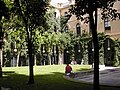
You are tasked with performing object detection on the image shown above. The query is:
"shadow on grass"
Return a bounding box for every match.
[76,68,91,72]
[0,69,120,90]
[0,70,92,90]
[3,71,15,74]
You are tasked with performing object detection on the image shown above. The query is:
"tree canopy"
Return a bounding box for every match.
[12,0,50,84]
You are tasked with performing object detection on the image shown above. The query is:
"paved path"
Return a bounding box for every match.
[63,67,120,87]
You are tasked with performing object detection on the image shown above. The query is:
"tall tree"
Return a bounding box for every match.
[0,0,9,77]
[13,0,49,84]
[69,0,120,90]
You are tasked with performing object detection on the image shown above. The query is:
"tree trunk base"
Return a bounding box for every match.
[28,80,34,84]
[0,68,2,77]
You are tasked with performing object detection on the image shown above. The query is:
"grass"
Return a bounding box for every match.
[0,65,119,90]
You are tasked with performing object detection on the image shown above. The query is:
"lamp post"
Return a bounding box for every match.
[107,47,111,65]
[42,44,46,65]
[92,41,94,65]
[107,39,111,66]
[66,47,70,64]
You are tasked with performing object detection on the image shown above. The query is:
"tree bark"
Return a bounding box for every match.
[15,0,34,84]
[0,19,2,77]
[48,54,51,65]
[28,37,34,84]
[34,54,37,66]
[0,49,2,77]
[16,51,20,67]
[88,0,99,90]
[26,25,34,84]
[58,51,64,65]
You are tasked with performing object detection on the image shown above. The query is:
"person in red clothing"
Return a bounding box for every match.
[65,64,72,76]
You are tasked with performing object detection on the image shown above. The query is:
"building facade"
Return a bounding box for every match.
[51,0,120,37]
[51,0,120,66]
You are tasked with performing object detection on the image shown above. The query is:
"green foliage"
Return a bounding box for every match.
[2,13,27,64]
[13,0,49,28]
[113,39,120,66]
[57,32,71,52]
[98,33,109,65]
[99,47,104,65]
[45,6,60,32]
[80,31,90,64]
[12,0,50,54]
[69,0,120,21]
[98,33,109,47]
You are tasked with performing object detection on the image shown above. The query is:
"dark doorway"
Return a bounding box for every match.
[104,38,115,66]
[74,44,82,64]
[64,49,70,64]
[88,40,94,65]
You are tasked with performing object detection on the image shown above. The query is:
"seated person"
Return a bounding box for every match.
[65,64,72,76]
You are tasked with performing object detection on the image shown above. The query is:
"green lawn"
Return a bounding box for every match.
[0,65,119,90]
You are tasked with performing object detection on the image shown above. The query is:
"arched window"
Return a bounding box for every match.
[76,23,81,35]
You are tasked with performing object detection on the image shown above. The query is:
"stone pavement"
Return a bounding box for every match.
[63,66,120,87]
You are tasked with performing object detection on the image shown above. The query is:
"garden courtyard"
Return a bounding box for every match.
[0,65,120,90]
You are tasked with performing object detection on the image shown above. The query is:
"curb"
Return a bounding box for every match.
[63,70,120,87]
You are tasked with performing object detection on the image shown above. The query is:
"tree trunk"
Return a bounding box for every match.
[89,3,100,90]
[0,19,3,77]
[15,0,34,84]
[34,54,37,66]
[48,53,51,65]
[0,49,2,77]
[26,26,34,84]
[28,38,34,84]
[58,51,64,65]
[16,51,20,67]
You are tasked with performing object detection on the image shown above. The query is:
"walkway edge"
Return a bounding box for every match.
[63,74,120,87]
[63,75,93,85]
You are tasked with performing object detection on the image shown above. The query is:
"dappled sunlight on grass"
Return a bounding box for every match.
[1,65,119,90]
[2,66,29,75]
[0,65,92,90]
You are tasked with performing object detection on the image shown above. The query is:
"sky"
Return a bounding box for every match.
[51,0,68,3]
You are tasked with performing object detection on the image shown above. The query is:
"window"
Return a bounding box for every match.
[104,18,111,30]
[76,23,81,35]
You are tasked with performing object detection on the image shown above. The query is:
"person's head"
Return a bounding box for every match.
[67,64,69,66]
